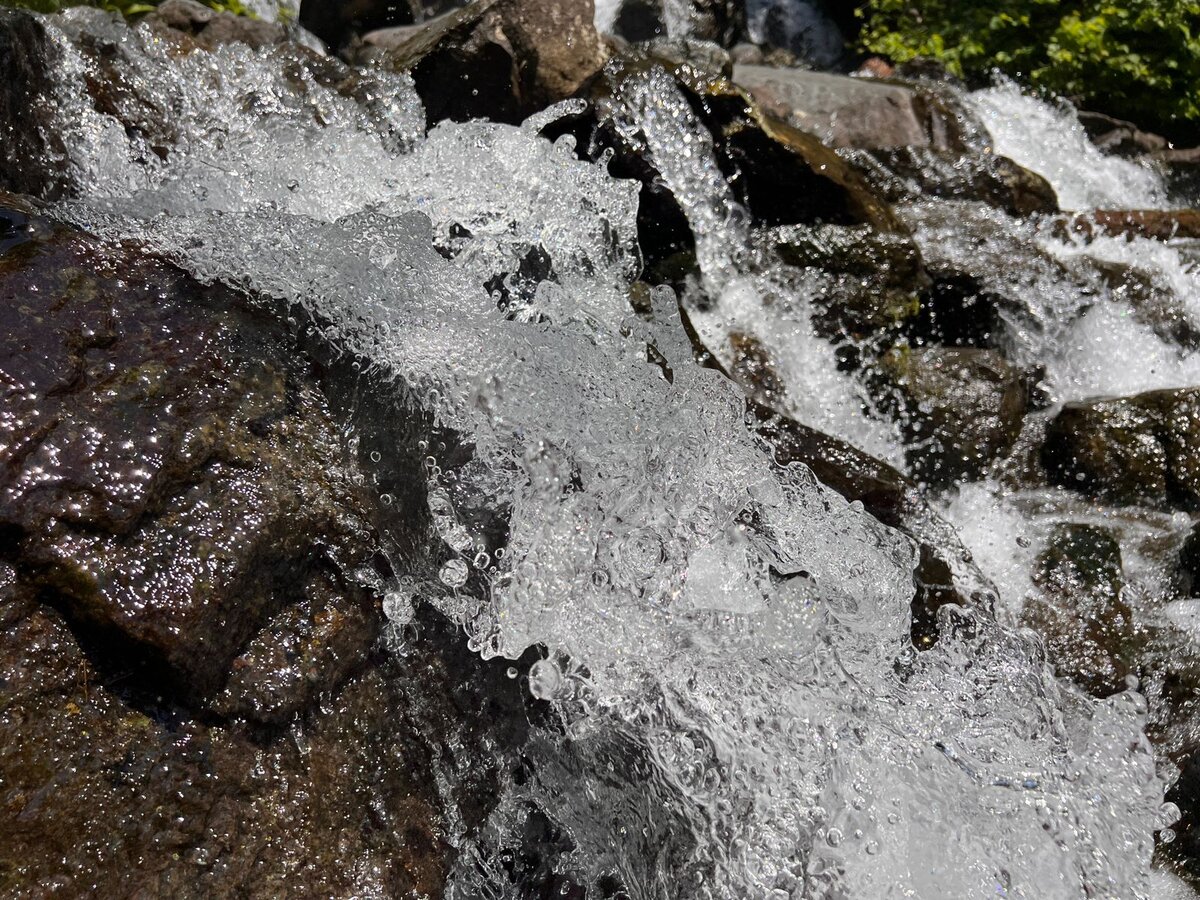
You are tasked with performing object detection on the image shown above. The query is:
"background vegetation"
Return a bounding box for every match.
[860,0,1200,141]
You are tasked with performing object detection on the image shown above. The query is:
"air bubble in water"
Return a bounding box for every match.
[528,660,563,701]
[439,558,469,588]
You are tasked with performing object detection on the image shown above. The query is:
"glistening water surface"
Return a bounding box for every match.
[29,8,1194,897]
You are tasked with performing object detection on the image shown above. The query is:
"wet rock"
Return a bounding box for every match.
[553,48,901,280]
[0,214,398,709]
[0,11,71,200]
[368,0,608,123]
[1043,388,1200,509]
[729,40,764,65]
[299,0,461,52]
[676,305,997,645]
[1077,110,1168,157]
[1179,524,1200,594]
[733,65,969,152]
[861,147,1059,217]
[641,36,732,77]
[878,346,1028,483]
[758,223,925,338]
[614,49,900,226]
[1022,523,1133,697]
[0,556,536,897]
[145,0,290,49]
[0,199,542,895]
[1065,209,1200,242]
[747,403,997,646]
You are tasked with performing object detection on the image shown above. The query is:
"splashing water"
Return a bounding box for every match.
[967,78,1167,211]
[25,11,1181,898]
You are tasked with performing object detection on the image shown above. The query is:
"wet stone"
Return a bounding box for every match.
[367,0,608,124]
[758,223,926,338]
[877,346,1029,484]
[1043,388,1200,510]
[1022,523,1133,697]
[0,201,539,895]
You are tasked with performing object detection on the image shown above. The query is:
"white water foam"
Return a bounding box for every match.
[25,12,1177,898]
[968,78,1167,211]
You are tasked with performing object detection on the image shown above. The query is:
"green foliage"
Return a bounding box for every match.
[860,0,1200,139]
[0,0,256,18]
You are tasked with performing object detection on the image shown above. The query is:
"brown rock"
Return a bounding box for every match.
[732,65,969,152]
[145,0,290,49]
[879,346,1029,484]
[0,215,396,707]
[0,198,545,896]
[1022,523,1133,697]
[1066,209,1200,242]
[1043,388,1200,509]
[369,0,608,123]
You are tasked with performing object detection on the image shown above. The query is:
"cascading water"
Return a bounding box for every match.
[21,7,1190,897]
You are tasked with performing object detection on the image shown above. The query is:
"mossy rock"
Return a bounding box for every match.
[757,222,926,338]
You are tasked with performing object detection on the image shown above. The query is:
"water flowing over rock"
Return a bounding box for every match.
[0,196,538,897]
[0,3,1196,898]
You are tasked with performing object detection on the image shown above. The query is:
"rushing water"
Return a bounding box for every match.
[24,7,1195,897]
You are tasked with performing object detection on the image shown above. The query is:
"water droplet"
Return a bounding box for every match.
[439,558,469,588]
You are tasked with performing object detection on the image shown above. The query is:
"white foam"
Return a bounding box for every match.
[968,79,1167,211]
[26,15,1176,898]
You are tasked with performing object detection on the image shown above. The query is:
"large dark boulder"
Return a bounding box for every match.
[1043,388,1200,510]
[357,0,608,122]
[0,196,536,895]
[0,206,402,708]
[878,346,1029,484]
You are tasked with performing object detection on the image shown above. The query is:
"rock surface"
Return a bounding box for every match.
[733,65,967,152]
[0,197,532,896]
[367,0,608,122]
[1066,208,1200,242]
[0,11,71,200]
[145,0,291,49]
[759,223,925,338]
[879,346,1028,483]
[1022,523,1133,697]
[1043,388,1200,509]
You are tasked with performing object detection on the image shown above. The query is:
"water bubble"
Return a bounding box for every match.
[439,558,469,588]
[528,660,563,701]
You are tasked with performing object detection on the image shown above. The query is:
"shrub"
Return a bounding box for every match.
[860,0,1200,141]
